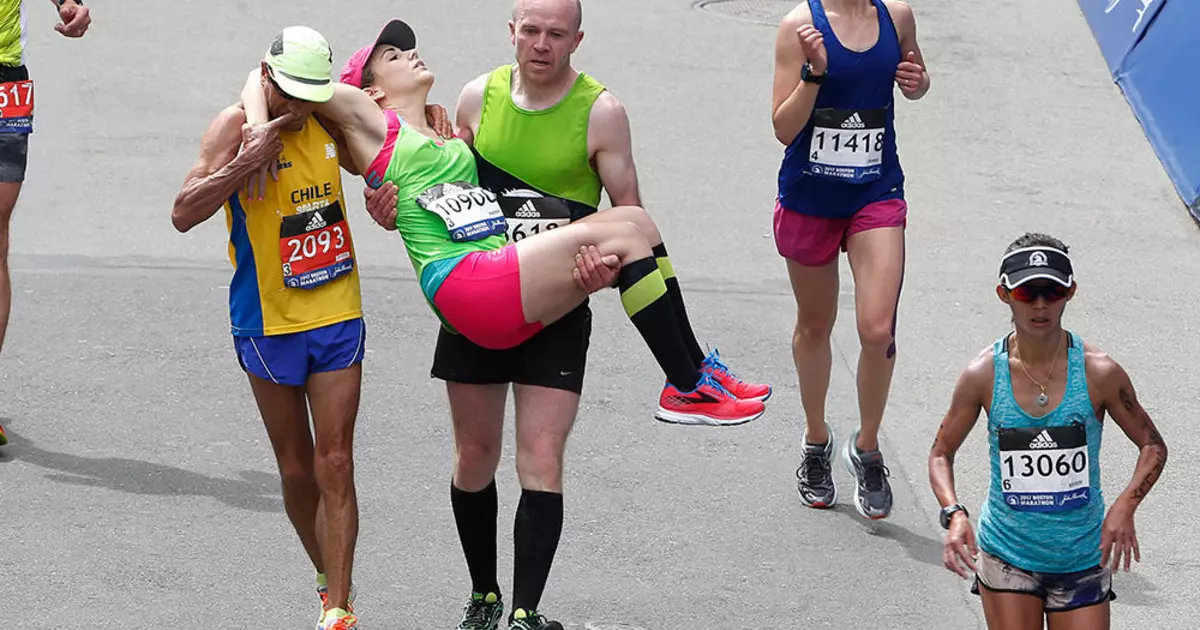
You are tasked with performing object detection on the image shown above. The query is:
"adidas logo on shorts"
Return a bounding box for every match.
[842,113,866,129]
[1028,430,1058,449]
[306,212,328,232]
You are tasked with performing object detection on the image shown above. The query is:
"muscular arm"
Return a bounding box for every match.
[1095,354,1168,507]
[772,11,820,146]
[171,106,259,233]
[588,92,641,207]
[929,350,992,514]
[454,73,489,146]
[886,0,931,100]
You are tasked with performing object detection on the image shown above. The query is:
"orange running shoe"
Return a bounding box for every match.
[655,372,765,426]
[701,348,772,402]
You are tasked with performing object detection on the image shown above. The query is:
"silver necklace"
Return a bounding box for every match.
[1013,332,1064,407]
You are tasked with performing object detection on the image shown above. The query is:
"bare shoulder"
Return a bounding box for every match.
[588,91,629,129]
[961,344,997,390]
[459,72,490,102]
[202,104,247,148]
[780,3,814,30]
[883,0,916,21]
[1082,340,1127,390]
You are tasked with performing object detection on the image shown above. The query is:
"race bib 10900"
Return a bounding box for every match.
[807,107,885,184]
[415,181,508,243]
[999,423,1090,513]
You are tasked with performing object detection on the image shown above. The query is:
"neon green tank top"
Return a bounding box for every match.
[474,65,606,207]
[0,0,26,67]
[373,110,506,305]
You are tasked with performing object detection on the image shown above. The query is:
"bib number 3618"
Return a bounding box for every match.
[998,423,1090,513]
[0,80,34,133]
[279,201,355,290]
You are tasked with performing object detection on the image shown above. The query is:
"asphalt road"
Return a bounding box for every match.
[1,1,1195,628]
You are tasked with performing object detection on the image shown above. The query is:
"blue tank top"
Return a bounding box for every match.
[977,331,1105,574]
[777,0,905,219]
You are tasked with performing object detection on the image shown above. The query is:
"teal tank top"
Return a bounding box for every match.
[977,331,1105,574]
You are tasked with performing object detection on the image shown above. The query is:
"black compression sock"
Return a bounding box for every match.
[451,479,501,596]
[512,489,564,613]
[617,257,702,391]
[652,243,706,366]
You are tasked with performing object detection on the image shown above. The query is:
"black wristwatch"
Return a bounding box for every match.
[801,62,826,84]
[57,0,82,6]
[939,504,968,529]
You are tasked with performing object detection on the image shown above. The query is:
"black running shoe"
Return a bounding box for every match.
[796,423,838,508]
[458,592,504,630]
[842,429,894,520]
[508,608,563,630]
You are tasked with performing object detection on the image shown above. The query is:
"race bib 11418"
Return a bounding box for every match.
[806,107,885,184]
[998,423,1090,513]
[416,181,508,243]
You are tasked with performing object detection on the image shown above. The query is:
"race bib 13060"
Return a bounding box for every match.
[998,423,1090,513]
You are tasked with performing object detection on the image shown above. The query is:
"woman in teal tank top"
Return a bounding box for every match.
[240,20,771,429]
[926,232,1168,629]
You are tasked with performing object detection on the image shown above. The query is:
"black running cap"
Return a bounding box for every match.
[998,246,1074,289]
[373,19,416,52]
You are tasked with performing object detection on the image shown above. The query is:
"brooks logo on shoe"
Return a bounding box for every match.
[841,113,866,129]
[1028,430,1058,449]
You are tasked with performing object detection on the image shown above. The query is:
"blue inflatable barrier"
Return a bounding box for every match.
[1077,0,1200,217]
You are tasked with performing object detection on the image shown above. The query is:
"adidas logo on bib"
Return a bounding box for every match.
[514,201,541,219]
[1028,430,1058,449]
[306,212,328,232]
[841,113,866,129]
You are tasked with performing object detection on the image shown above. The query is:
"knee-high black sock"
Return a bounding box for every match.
[451,479,500,596]
[617,257,702,391]
[512,489,563,613]
[652,243,705,366]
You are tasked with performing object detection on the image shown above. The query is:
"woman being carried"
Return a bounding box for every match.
[241,20,769,427]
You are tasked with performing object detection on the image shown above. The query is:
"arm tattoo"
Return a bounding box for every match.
[1119,386,1168,502]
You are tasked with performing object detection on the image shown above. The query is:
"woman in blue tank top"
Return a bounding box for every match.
[771,0,930,521]
[928,232,1169,629]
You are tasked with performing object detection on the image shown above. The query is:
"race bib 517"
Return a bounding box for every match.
[0,80,34,133]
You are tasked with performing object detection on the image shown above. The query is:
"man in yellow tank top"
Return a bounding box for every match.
[171,27,365,630]
[0,0,92,447]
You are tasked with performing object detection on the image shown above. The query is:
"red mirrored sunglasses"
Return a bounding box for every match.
[1009,282,1070,303]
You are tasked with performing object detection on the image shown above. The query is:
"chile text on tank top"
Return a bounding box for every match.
[777,0,905,218]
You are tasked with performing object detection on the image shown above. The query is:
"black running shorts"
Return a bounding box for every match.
[0,64,30,183]
[431,301,592,394]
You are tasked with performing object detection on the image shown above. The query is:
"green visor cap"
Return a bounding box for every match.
[264,25,335,102]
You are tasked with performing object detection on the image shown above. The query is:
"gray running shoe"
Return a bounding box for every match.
[795,424,838,508]
[458,592,504,630]
[842,430,894,519]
